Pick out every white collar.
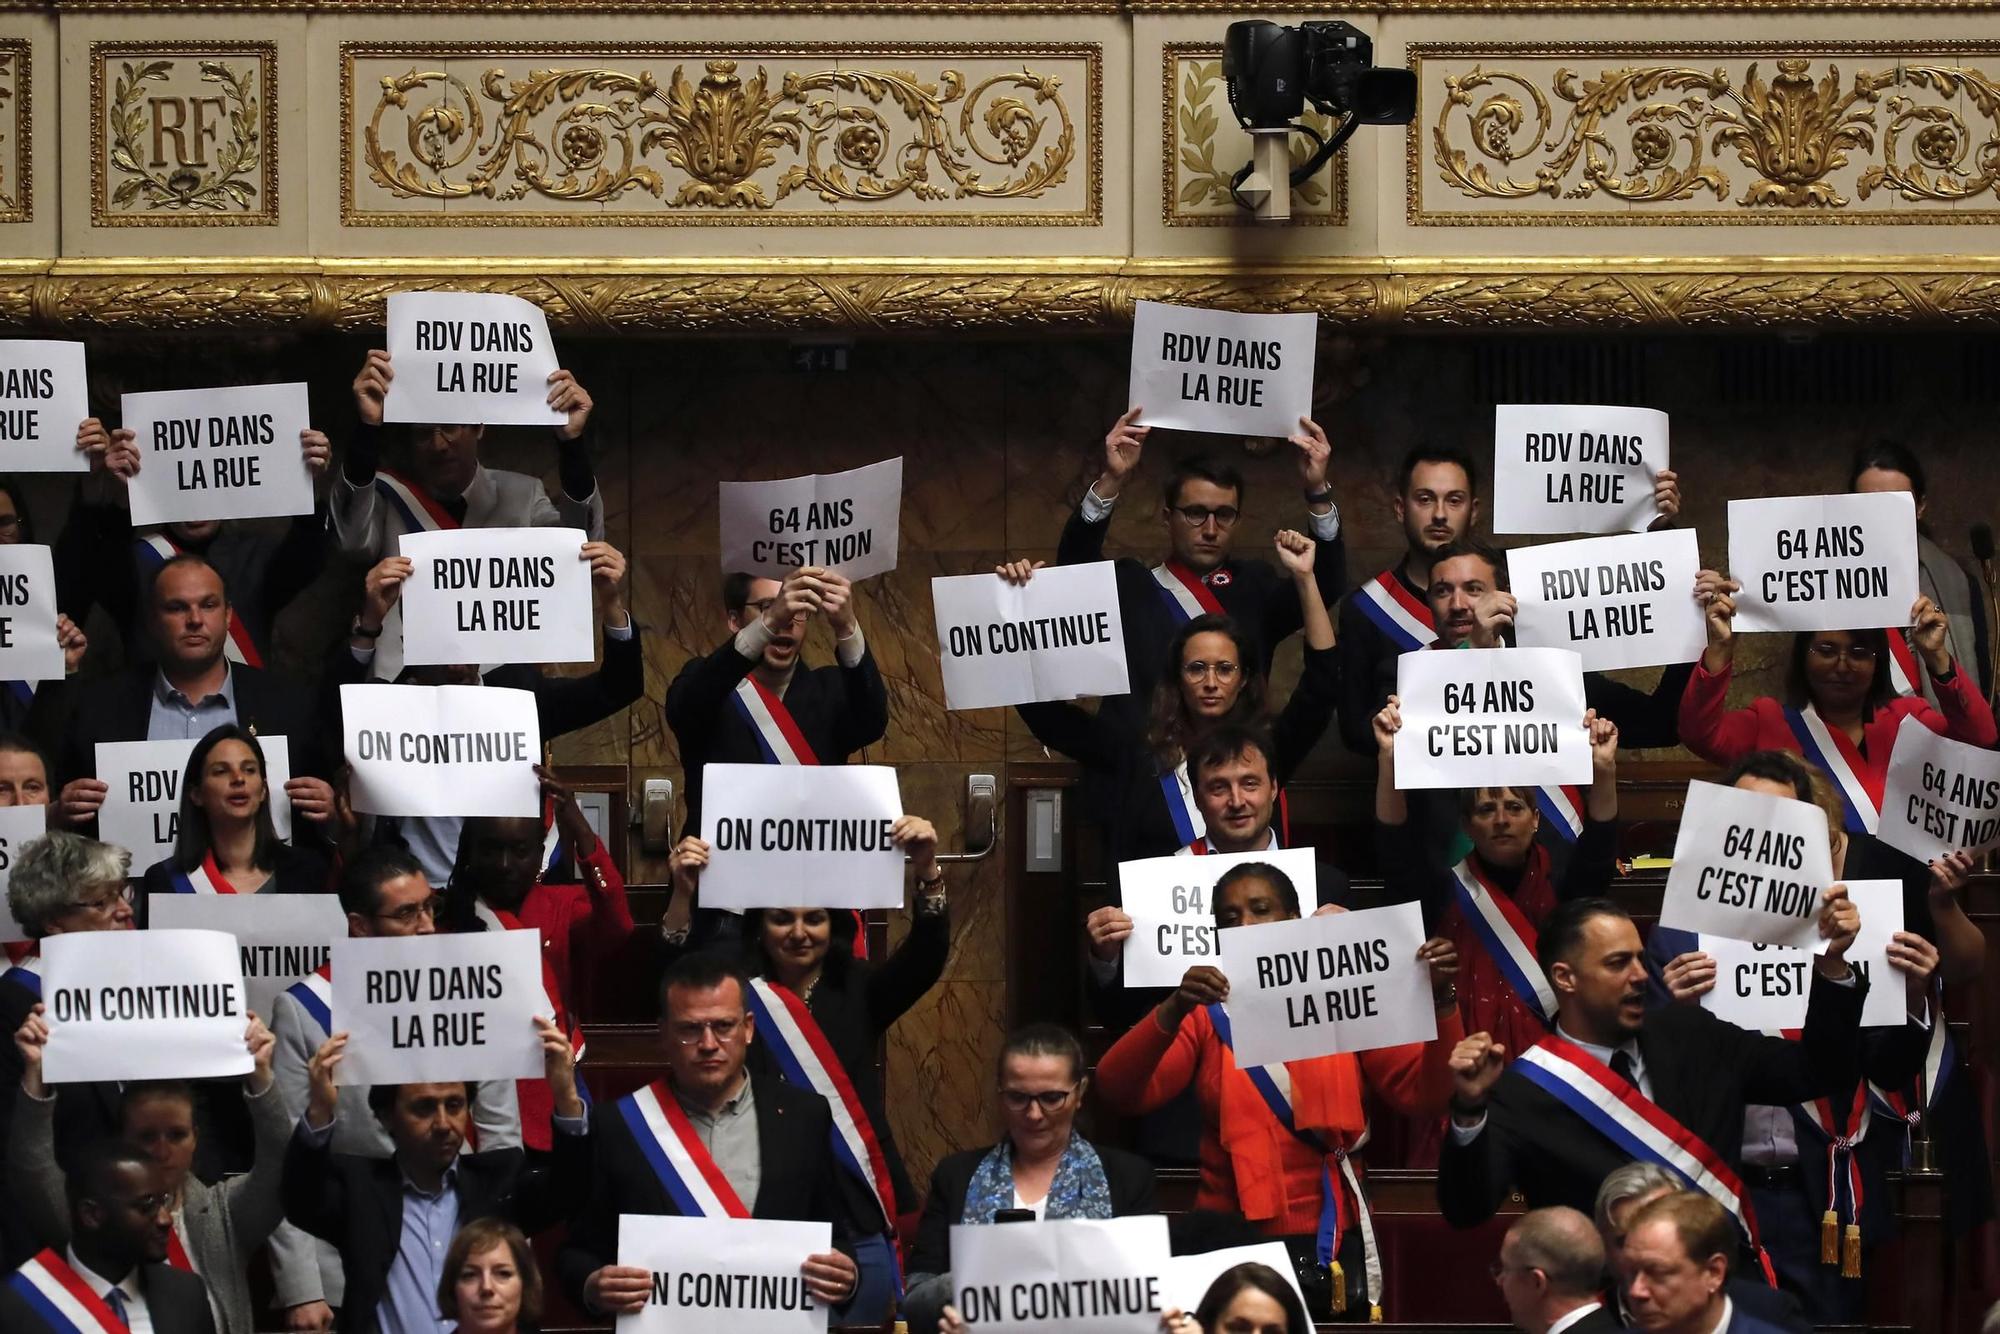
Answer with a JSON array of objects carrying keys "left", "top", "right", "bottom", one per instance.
[
  {"left": 1547, "top": 1302, "right": 1603, "bottom": 1334},
  {"left": 67, "top": 1245, "right": 141, "bottom": 1305},
  {"left": 1554, "top": 1023, "right": 1638, "bottom": 1071}
]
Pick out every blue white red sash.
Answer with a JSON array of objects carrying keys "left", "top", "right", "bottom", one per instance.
[
  {"left": 372, "top": 468, "right": 461, "bottom": 534},
  {"left": 474, "top": 901, "right": 585, "bottom": 1062},
  {"left": 286, "top": 962, "right": 333, "bottom": 1034},
  {"left": 1209, "top": 1004, "right": 1382, "bottom": 1314},
  {"left": 168, "top": 851, "right": 237, "bottom": 895},
  {"left": 1353, "top": 569, "right": 1437, "bottom": 652},
  {"left": 1516, "top": 1036, "right": 1766, "bottom": 1256},
  {"left": 1449, "top": 858, "right": 1557, "bottom": 1023},
  {"left": 4, "top": 680, "right": 34, "bottom": 709},
  {"left": 731, "top": 677, "right": 819, "bottom": 765},
  {"left": 2, "top": 953, "right": 42, "bottom": 999},
  {"left": 134, "top": 534, "right": 261, "bottom": 668},
  {"left": 1530, "top": 785, "right": 1583, "bottom": 844},
  {"left": 1883, "top": 628, "right": 1922, "bottom": 698},
  {"left": 6, "top": 1249, "right": 131, "bottom": 1332},
  {"left": 1150, "top": 562, "right": 1226, "bottom": 624},
  {"left": 1868, "top": 982, "right": 1954, "bottom": 1154},
  {"left": 617, "top": 1079, "right": 752, "bottom": 1218},
  {"left": 1158, "top": 762, "right": 1205, "bottom": 846},
  {"left": 1781, "top": 705, "right": 1879, "bottom": 835},
  {"left": 745, "top": 978, "right": 898, "bottom": 1229},
  {"left": 1774, "top": 1029, "right": 1872, "bottom": 1258}
]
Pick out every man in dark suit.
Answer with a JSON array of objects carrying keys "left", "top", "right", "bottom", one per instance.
[
  {"left": 0, "top": 1138, "right": 215, "bottom": 1333},
  {"left": 1438, "top": 896, "right": 1868, "bottom": 1229},
  {"left": 1622, "top": 1192, "right": 1792, "bottom": 1333},
  {"left": 666, "top": 565, "right": 887, "bottom": 836},
  {"left": 1495, "top": 1207, "right": 1617, "bottom": 1334},
  {"left": 559, "top": 951, "right": 864, "bottom": 1319},
  {"left": 41, "top": 553, "right": 334, "bottom": 830},
  {"left": 281, "top": 1019, "right": 590, "bottom": 1333}
]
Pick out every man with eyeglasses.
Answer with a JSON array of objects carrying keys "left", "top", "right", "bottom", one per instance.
[
  {"left": 0, "top": 1138, "right": 216, "bottom": 1334},
  {"left": 1492, "top": 1207, "right": 1617, "bottom": 1334},
  {"left": 665, "top": 566, "right": 888, "bottom": 840},
  {"left": 265, "top": 847, "right": 521, "bottom": 1334},
  {"left": 560, "top": 950, "right": 864, "bottom": 1321},
  {"left": 1056, "top": 409, "right": 1345, "bottom": 718}
]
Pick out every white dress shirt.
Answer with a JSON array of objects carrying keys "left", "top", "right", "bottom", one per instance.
[{"left": 69, "top": 1246, "right": 153, "bottom": 1334}]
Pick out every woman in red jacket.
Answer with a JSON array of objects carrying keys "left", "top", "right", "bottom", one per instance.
[
  {"left": 1095, "top": 862, "right": 1463, "bottom": 1322},
  {"left": 1678, "top": 572, "right": 1996, "bottom": 832}
]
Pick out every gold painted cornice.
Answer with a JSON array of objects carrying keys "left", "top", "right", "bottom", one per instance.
[
  {"left": 45, "top": 0, "right": 2000, "bottom": 9},
  {"left": 8, "top": 257, "right": 2000, "bottom": 332}
]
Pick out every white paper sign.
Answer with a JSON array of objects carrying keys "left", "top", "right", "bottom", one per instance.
[
  {"left": 40, "top": 929, "right": 252, "bottom": 1083},
  {"left": 148, "top": 893, "right": 347, "bottom": 1016},
  {"left": 383, "top": 291, "right": 566, "bottom": 428},
  {"left": 720, "top": 457, "right": 902, "bottom": 582},
  {"left": 0, "top": 545, "right": 66, "bottom": 682},
  {"left": 1877, "top": 715, "right": 2000, "bottom": 865},
  {"left": 1728, "top": 492, "right": 1919, "bottom": 633},
  {"left": 0, "top": 341, "right": 89, "bottom": 472},
  {"left": 1393, "top": 646, "right": 1591, "bottom": 790},
  {"left": 1161, "top": 1244, "right": 1306, "bottom": 1319},
  {"left": 1509, "top": 529, "right": 1705, "bottom": 673},
  {"left": 0, "top": 804, "right": 47, "bottom": 942},
  {"left": 1493, "top": 404, "right": 1666, "bottom": 535},
  {"left": 96, "top": 736, "right": 295, "bottom": 870},
  {"left": 933, "top": 563, "right": 1129, "bottom": 711},
  {"left": 329, "top": 930, "right": 545, "bottom": 1085},
  {"left": 1217, "top": 901, "right": 1436, "bottom": 1067},
  {"left": 121, "top": 382, "right": 314, "bottom": 525},
  {"left": 1697, "top": 880, "right": 1905, "bottom": 1030},
  {"left": 700, "top": 763, "right": 905, "bottom": 910},
  {"left": 1128, "top": 302, "right": 1317, "bottom": 439},
  {"left": 398, "top": 527, "right": 595, "bottom": 667},
  {"left": 1659, "top": 780, "right": 1834, "bottom": 951},
  {"left": 953, "top": 1216, "right": 1171, "bottom": 1334},
  {"left": 616, "top": 1215, "right": 831, "bottom": 1334},
  {"left": 1117, "top": 847, "right": 1320, "bottom": 988},
  {"left": 342, "top": 683, "right": 541, "bottom": 818}
]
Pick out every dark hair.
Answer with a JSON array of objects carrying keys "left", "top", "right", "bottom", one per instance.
[
  {"left": 1719, "top": 749, "right": 1816, "bottom": 803},
  {"left": 1211, "top": 861, "right": 1300, "bottom": 919},
  {"left": 659, "top": 950, "right": 753, "bottom": 1020},
  {"left": 440, "top": 814, "right": 550, "bottom": 935},
  {"left": 1847, "top": 439, "right": 1927, "bottom": 499},
  {"left": 1145, "top": 614, "right": 1268, "bottom": 761},
  {"left": 64, "top": 1138, "right": 154, "bottom": 1214},
  {"left": 1784, "top": 628, "right": 1895, "bottom": 717},
  {"left": 742, "top": 907, "right": 858, "bottom": 985},
  {"left": 1395, "top": 444, "right": 1478, "bottom": 498},
  {"left": 172, "top": 725, "right": 280, "bottom": 874},
  {"left": 0, "top": 729, "right": 47, "bottom": 765},
  {"left": 996, "top": 1022, "right": 1086, "bottom": 1084},
  {"left": 120, "top": 1080, "right": 195, "bottom": 1122},
  {"left": 437, "top": 1218, "right": 543, "bottom": 1325},
  {"left": 145, "top": 551, "right": 228, "bottom": 610},
  {"left": 366, "top": 1081, "right": 476, "bottom": 1122},
  {"left": 1185, "top": 720, "right": 1276, "bottom": 786},
  {"left": 722, "top": 571, "right": 759, "bottom": 614},
  {"left": 1161, "top": 455, "right": 1245, "bottom": 512},
  {"left": 0, "top": 477, "right": 36, "bottom": 544},
  {"left": 1626, "top": 1191, "right": 1736, "bottom": 1273},
  {"left": 1428, "top": 537, "right": 1510, "bottom": 594},
  {"left": 1192, "top": 1262, "right": 1310, "bottom": 1334},
  {"left": 1535, "top": 897, "right": 1632, "bottom": 979},
  {"left": 338, "top": 845, "right": 428, "bottom": 919},
  {"left": 1455, "top": 785, "right": 1535, "bottom": 822}
]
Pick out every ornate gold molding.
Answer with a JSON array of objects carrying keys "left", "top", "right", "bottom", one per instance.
[
  {"left": 1411, "top": 41, "right": 2000, "bottom": 225},
  {"left": 0, "top": 42, "right": 28, "bottom": 225},
  {"left": 89, "top": 41, "right": 278, "bottom": 227},
  {"left": 343, "top": 42, "right": 1100, "bottom": 227},
  {"left": 9, "top": 258, "right": 2000, "bottom": 332},
  {"left": 43, "top": 0, "right": 2000, "bottom": 9},
  {"left": 1162, "top": 43, "right": 1346, "bottom": 227}
]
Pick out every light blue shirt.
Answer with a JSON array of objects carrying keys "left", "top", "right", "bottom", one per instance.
[{"left": 145, "top": 664, "right": 238, "bottom": 741}]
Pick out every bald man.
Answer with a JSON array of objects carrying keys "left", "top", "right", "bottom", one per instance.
[{"left": 1496, "top": 1207, "right": 1616, "bottom": 1334}]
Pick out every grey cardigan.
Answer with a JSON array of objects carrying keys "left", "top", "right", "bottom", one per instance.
[{"left": 7, "top": 1078, "right": 290, "bottom": 1334}]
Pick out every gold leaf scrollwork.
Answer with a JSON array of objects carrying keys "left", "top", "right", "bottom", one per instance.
[
  {"left": 1165, "top": 47, "right": 1341, "bottom": 225},
  {"left": 362, "top": 58, "right": 1074, "bottom": 213},
  {"left": 107, "top": 59, "right": 264, "bottom": 212},
  {"left": 0, "top": 53, "right": 13, "bottom": 216},
  {"left": 1860, "top": 66, "right": 2000, "bottom": 203},
  {"left": 1712, "top": 60, "right": 1891, "bottom": 206}
]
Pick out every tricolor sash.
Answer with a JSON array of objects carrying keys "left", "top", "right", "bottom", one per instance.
[
  {"left": 1159, "top": 762, "right": 1206, "bottom": 846},
  {"left": 5, "top": 1249, "right": 131, "bottom": 1333},
  {"left": 616, "top": 1079, "right": 752, "bottom": 1218},
  {"left": 168, "top": 851, "right": 238, "bottom": 895},
  {"left": 536, "top": 795, "right": 564, "bottom": 882},
  {"left": 1775, "top": 1030, "right": 1871, "bottom": 1276},
  {"left": 1868, "top": 982, "right": 1953, "bottom": 1155},
  {"left": 167, "top": 1218, "right": 196, "bottom": 1276},
  {"left": 285, "top": 963, "right": 333, "bottom": 1035},
  {"left": 134, "top": 534, "right": 262, "bottom": 668},
  {"left": 1353, "top": 569, "right": 1437, "bottom": 652},
  {"left": 1449, "top": 858, "right": 1557, "bottom": 1023},
  {"left": 1531, "top": 785, "right": 1583, "bottom": 845},
  {"left": 372, "top": 468, "right": 461, "bottom": 535},
  {"left": 745, "top": 978, "right": 898, "bottom": 1231},
  {"left": 474, "top": 901, "right": 585, "bottom": 1063},
  {"left": 1883, "top": 628, "right": 1922, "bottom": 699},
  {"left": 1516, "top": 1036, "right": 1766, "bottom": 1258},
  {"left": 1150, "top": 562, "right": 1226, "bottom": 624},
  {"left": 1781, "top": 705, "right": 1880, "bottom": 835},
  {"left": 731, "top": 677, "right": 819, "bottom": 765},
  {"left": 2, "top": 953, "right": 43, "bottom": 1000},
  {"left": 1209, "top": 1005, "right": 1382, "bottom": 1317}
]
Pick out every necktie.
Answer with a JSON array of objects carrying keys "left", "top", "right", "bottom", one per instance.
[
  {"left": 441, "top": 492, "right": 469, "bottom": 525},
  {"left": 103, "top": 1286, "right": 131, "bottom": 1328},
  {"left": 1609, "top": 1048, "right": 1640, "bottom": 1093}
]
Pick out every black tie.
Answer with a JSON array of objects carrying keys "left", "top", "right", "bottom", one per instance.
[
  {"left": 1609, "top": 1048, "right": 1639, "bottom": 1093},
  {"left": 441, "top": 491, "right": 469, "bottom": 525}
]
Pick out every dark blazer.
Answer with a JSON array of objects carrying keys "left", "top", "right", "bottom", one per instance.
[
  {"left": 557, "top": 1072, "right": 862, "bottom": 1311},
  {"left": 1562, "top": 1306, "right": 1621, "bottom": 1334},
  {"left": 908, "top": 1139, "right": 1159, "bottom": 1277},
  {"left": 281, "top": 1120, "right": 591, "bottom": 1333},
  {"left": 665, "top": 637, "right": 888, "bottom": 835},
  {"left": 138, "top": 841, "right": 332, "bottom": 914},
  {"left": 0, "top": 977, "right": 121, "bottom": 1268},
  {"left": 0, "top": 1255, "right": 217, "bottom": 1334},
  {"left": 1437, "top": 971, "right": 1867, "bottom": 1227}
]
